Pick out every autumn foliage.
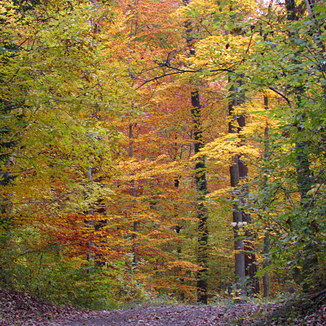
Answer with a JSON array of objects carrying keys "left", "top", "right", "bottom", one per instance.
[{"left": 0, "top": 0, "right": 325, "bottom": 308}]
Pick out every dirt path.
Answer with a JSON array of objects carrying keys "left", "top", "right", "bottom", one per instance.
[
  {"left": 65, "top": 304, "right": 263, "bottom": 326},
  {"left": 62, "top": 301, "right": 326, "bottom": 326},
  {"left": 1, "top": 289, "right": 325, "bottom": 325}
]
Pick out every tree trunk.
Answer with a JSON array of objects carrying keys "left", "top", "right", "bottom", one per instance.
[
  {"left": 174, "top": 177, "right": 186, "bottom": 301},
  {"left": 262, "top": 95, "right": 271, "bottom": 297},
  {"left": 182, "top": 0, "right": 209, "bottom": 304},
  {"left": 263, "top": 231, "right": 271, "bottom": 297},
  {"left": 228, "top": 86, "right": 246, "bottom": 295},
  {"left": 191, "top": 91, "right": 209, "bottom": 304},
  {"left": 228, "top": 80, "right": 259, "bottom": 296},
  {"left": 129, "top": 123, "right": 138, "bottom": 270},
  {"left": 86, "top": 167, "right": 95, "bottom": 265},
  {"left": 285, "top": 0, "right": 320, "bottom": 291}
]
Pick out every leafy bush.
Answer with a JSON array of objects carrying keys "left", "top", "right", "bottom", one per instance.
[{"left": 0, "top": 227, "right": 118, "bottom": 310}]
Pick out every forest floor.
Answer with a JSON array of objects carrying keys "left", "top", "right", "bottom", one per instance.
[{"left": 0, "top": 289, "right": 325, "bottom": 326}]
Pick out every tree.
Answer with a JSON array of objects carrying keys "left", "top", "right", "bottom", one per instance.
[
  {"left": 179, "top": 0, "right": 262, "bottom": 296},
  {"left": 0, "top": 0, "right": 135, "bottom": 305},
  {"left": 228, "top": 0, "right": 326, "bottom": 292},
  {"left": 1, "top": 0, "right": 324, "bottom": 306}
]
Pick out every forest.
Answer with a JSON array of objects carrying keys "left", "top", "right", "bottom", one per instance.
[{"left": 0, "top": 0, "right": 325, "bottom": 316}]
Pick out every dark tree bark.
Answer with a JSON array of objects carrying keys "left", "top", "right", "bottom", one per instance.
[
  {"left": 181, "top": 0, "right": 209, "bottom": 304},
  {"left": 0, "top": 100, "right": 17, "bottom": 236},
  {"left": 174, "top": 177, "right": 186, "bottom": 301},
  {"left": 191, "top": 91, "right": 209, "bottom": 304},
  {"left": 129, "top": 123, "right": 138, "bottom": 270},
  {"left": 228, "top": 80, "right": 259, "bottom": 296},
  {"left": 228, "top": 84, "right": 246, "bottom": 296},
  {"left": 262, "top": 95, "right": 271, "bottom": 298}
]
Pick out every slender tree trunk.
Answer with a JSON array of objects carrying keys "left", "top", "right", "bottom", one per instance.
[
  {"left": 174, "top": 177, "right": 186, "bottom": 301},
  {"left": 86, "top": 167, "right": 95, "bottom": 265},
  {"left": 191, "top": 91, "right": 209, "bottom": 304},
  {"left": 240, "top": 160, "right": 259, "bottom": 295},
  {"left": 284, "top": 0, "right": 313, "bottom": 205},
  {"left": 181, "top": 0, "right": 209, "bottom": 304},
  {"left": 129, "top": 123, "right": 138, "bottom": 270},
  {"left": 0, "top": 102, "right": 15, "bottom": 231},
  {"left": 263, "top": 231, "right": 271, "bottom": 297},
  {"left": 228, "top": 79, "right": 259, "bottom": 296},
  {"left": 228, "top": 84, "right": 246, "bottom": 296},
  {"left": 262, "top": 95, "right": 271, "bottom": 297},
  {"left": 284, "top": 0, "right": 322, "bottom": 291},
  {"left": 243, "top": 217, "right": 259, "bottom": 294}
]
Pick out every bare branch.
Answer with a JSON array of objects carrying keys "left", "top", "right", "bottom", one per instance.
[
  {"left": 136, "top": 66, "right": 233, "bottom": 89},
  {"left": 268, "top": 87, "right": 292, "bottom": 106}
]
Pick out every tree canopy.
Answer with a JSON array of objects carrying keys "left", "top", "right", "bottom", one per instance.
[{"left": 0, "top": 0, "right": 325, "bottom": 307}]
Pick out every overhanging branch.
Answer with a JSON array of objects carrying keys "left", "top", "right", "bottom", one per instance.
[
  {"left": 136, "top": 66, "right": 233, "bottom": 89},
  {"left": 269, "top": 87, "right": 292, "bottom": 106}
]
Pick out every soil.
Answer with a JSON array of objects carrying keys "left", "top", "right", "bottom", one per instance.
[
  {"left": 0, "top": 289, "right": 325, "bottom": 326},
  {"left": 66, "top": 304, "right": 262, "bottom": 326}
]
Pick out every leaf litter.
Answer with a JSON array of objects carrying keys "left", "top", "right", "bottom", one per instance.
[{"left": 0, "top": 289, "right": 325, "bottom": 325}]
